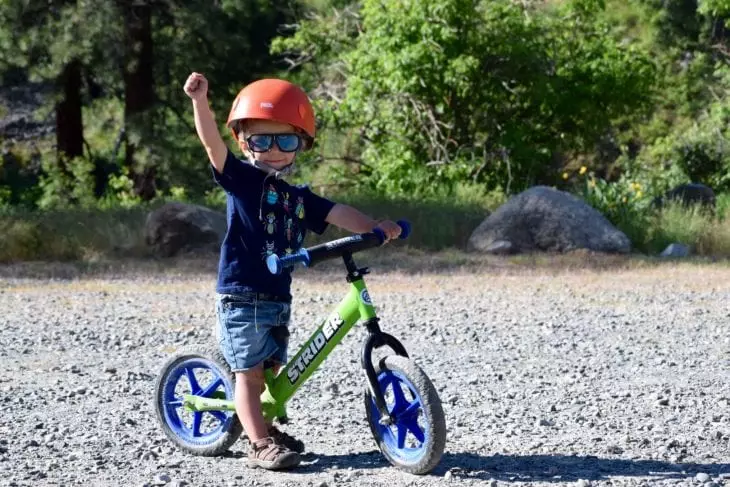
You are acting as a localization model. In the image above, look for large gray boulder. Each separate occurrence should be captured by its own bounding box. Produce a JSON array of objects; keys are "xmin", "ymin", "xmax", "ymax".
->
[
  {"xmin": 467, "ymin": 186, "xmax": 631, "ymax": 254},
  {"xmin": 145, "ymin": 202, "xmax": 226, "ymax": 257}
]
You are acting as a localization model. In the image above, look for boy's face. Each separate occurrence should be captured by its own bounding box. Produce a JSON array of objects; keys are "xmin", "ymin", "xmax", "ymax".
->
[{"xmin": 238, "ymin": 119, "xmax": 299, "ymax": 172}]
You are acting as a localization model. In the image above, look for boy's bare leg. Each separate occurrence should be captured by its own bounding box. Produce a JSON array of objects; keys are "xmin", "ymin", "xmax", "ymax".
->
[
  {"xmin": 235, "ymin": 368, "xmax": 268, "ymax": 441},
  {"xmin": 258, "ymin": 363, "xmax": 305, "ymax": 453}
]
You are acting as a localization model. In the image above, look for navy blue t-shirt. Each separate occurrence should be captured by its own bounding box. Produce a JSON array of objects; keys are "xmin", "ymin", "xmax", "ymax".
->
[{"xmin": 212, "ymin": 149, "xmax": 335, "ymax": 299}]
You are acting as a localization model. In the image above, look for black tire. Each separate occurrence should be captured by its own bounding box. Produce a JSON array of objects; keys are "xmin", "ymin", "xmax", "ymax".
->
[
  {"xmin": 153, "ymin": 346, "xmax": 243, "ymax": 456},
  {"xmin": 364, "ymin": 355, "xmax": 446, "ymax": 474}
]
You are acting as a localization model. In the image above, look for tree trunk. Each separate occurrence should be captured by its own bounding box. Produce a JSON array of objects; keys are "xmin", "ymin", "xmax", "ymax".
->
[
  {"xmin": 120, "ymin": 0, "xmax": 156, "ymax": 200},
  {"xmin": 56, "ymin": 59, "xmax": 83, "ymax": 166}
]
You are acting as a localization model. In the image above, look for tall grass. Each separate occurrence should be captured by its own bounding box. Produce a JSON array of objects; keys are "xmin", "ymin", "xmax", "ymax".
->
[
  {"xmin": 642, "ymin": 203, "xmax": 730, "ymax": 256},
  {"xmin": 2, "ymin": 195, "xmax": 730, "ymax": 263},
  {"xmin": 0, "ymin": 206, "xmax": 150, "ymax": 262}
]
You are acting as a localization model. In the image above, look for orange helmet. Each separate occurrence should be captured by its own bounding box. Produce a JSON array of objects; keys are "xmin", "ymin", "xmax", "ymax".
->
[{"xmin": 226, "ymin": 79, "xmax": 315, "ymax": 149}]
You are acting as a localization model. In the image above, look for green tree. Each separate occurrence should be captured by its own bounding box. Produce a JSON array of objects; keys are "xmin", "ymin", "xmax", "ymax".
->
[
  {"xmin": 277, "ymin": 0, "xmax": 656, "ymax": 195},
  {"xmin": 0, "ymin": 0, "xmax": 296, "ymax": 204}
]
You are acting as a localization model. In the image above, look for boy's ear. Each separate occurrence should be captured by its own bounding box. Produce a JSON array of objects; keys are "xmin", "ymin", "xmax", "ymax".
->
[{"xmin": 236, "ymin": 136, "xmax": 250, "ymax": 155}]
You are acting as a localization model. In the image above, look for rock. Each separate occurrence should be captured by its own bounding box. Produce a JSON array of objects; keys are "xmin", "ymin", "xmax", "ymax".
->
[
  {"xmin": 467, "ymin": 186, "xmax": 631, "ymax": 254},
  {"xmin": 653, "ymin": 183, "xmax": 716, "ymax": 210},
  {"xmin": 695, "ymin": 473, "xmax": 710, "ymax": 482},
  {"xmin": 483, "ymin": 239, "xmax": 515, "ymax": 255},
  {"xmin": 660, "ymin": 243, "xmax": 691, "ymax": 258},
  {"xmin": 153, "ymin": 473, "xmax": 171, "ymax": 485},
  {"xmin": 144, "ymin": 202, "xmax": 226, "ymax": 257}
]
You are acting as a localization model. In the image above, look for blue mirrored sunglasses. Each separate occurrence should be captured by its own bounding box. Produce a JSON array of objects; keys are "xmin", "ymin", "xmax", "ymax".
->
[{"xmin": 246, "ymin": 133, "xmax": 302, "ymax": 153}]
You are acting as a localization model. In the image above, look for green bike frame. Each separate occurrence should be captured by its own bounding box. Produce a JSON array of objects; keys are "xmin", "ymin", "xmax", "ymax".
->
[{"xmin": 183, "ymin": 278, "xmax": 376, "ymax": 421}]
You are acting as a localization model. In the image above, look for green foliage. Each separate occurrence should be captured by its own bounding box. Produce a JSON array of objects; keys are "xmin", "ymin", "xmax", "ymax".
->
[
  {"xmin": 698, "ymin": 0, "xmax": 730, "ymax": 17},
  {"xmin": 576, "ymin": 170, "xmax": 652, "ymax": 248},
  {"xmin": 284, "ymin": 0, "xmax": 656, "ymax": 197},
  {"xmin": 6, "ymin": 0, "xmax": 730, "ymax": 262}
]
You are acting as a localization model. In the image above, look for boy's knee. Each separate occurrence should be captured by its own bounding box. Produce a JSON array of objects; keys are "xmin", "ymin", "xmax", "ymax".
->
[{"xmin": 236, "ymin": 366, "xmax": 265, "ymax": 386}]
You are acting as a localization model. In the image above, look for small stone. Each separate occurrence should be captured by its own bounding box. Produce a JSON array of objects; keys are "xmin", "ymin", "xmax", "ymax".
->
[
  {"xmin": 170, "ymin": 481, "xmax": 188, "ymax": 487},
  {"xmin": 444, "ymin": 470, "xmax": 453, "ymax": 481},
  {"xmin": 576, "ymin": 480, "xmax": 591, "ymax": 487},
  {"xmin": 140, "ymin": 451, "xmax": 158, "ymax": 461},
  {"xmin": 657, "ymin": 398, "xmax": 670, "ymax": 406},
  {"xmin": 489, "ymin": 480, "xmax": 498, "ymax": 487},
  {"xmin": 486, "ymin": 240, "xmax": 515, "ymax": 255},
  {"xmin": 154, "ymin": 473, "xmax": 171, "ymax": 485},
  {"xmin": 660, "ymin": 243, "xmax": 690, "ymax": 258},
  {"xmin": 104, "ymin": 367, "xmax": 117, "ymax": 374},
  {"xmin": 695, "ymin": 473, "xmax": 710, "ymax": 482},
  {"xmin": 538, "ymin": 418, "xmax": 554, "ymax": 427},
  {"xmin": 607, "ymin": 445, "xmax": 623, "ymax": 454}
]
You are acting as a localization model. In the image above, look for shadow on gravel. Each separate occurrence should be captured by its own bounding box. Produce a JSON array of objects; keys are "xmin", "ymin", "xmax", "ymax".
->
[
  {"xmin": 432, "ymin": 452, "xmax": 730, "ymax": 483},
  {"xmin": 282, "ymin": 450, "xmax": 730, "ymax": 482}
]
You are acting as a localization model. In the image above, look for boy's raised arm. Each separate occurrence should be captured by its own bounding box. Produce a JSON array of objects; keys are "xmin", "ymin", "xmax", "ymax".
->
[{"xmin": 184, "ymin": 72, "xmax": 228, "ymax": 173}]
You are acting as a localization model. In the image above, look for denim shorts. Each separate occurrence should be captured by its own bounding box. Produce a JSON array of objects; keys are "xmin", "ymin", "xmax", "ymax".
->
[{"xmin": 215, "ymin": 293, "xmax": 291, "ymax": 372}]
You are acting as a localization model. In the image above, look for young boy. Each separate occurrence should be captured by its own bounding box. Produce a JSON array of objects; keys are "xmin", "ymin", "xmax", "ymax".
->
[{"xmin": 183, "ymin": 72, "xmax": 401, "ymax": 470}]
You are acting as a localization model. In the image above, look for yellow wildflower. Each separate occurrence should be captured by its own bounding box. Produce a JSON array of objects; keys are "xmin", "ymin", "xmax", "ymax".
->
[
  {"xmin": 636, "ymin": 190, "xmax": 642, "ymax": 198},
  {"xmin": 622, "ymin": 196, "xmax": 628, "ymax": 203},
  {"xmin": 579, "ymin": 166, "xmax": 587, "ymax": 175},
  {"xmin": 562, "ymin": 172, "xmax": 569, "ymax": 180}
]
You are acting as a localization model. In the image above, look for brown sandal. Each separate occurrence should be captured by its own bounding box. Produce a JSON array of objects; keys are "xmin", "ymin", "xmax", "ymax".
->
[
  {"xmin": 268, "ymin": 425, "xmax": 305, "ymax": 453},
  {"xmin": 247, "ymin": 437, "xmax": 300, "ymax": 470}
]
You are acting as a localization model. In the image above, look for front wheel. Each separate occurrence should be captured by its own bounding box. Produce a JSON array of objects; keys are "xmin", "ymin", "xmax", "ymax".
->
[
  {"xmin": 364, "ymin": 355, "xmax": 446, "ymax": 474},
  {"xmin": 153, "ymin": 346, "xmax": 243, "ymax": 456}
]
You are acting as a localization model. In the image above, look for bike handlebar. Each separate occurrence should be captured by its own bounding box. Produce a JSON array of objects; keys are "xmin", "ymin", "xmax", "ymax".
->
[{"xmin": 266, "ymin": 220, "xmax": 411, "ymax": 275}]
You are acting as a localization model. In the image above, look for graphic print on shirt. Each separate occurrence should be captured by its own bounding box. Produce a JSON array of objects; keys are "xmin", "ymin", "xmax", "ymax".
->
[
  {"xmin": 295, "ymin": 196, "xmax": 305, "ymax": 219},
  {"xmin": 263, "ymin": 212, "xmax": 277, "ymax": 234},
  {"xmin": 285, "ymin": 218, "xmax": 293, "ymax": 241},
  {"xmin": 266, "ymin": 185, "xmax": 278, "ymax": 205},
  {"xmin": 261, "ymin": 240, "xmax": 276, "ymax": 259},
  {"xmin": 259, "ymin": 184, "xmax": 308, "ymax": 262}
]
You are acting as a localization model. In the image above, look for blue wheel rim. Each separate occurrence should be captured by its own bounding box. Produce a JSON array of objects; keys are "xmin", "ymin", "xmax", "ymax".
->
[
  {"xmin": 161, "ymin": 357, "xmax": 235, "ymax": 446},
  {"xmin": 369, "ymin": 369, "xmax": 429, "ymax": 464}
]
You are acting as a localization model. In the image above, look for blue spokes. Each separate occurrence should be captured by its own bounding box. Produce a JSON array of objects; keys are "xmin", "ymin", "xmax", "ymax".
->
[
  {"xmin": 185, "ymin": 367, "xmax": 203, "ymax": 394},
  {"xmin": 200, "ymin": 377, "xmax": 224, "ymax": 398},
  {"xmin": 162, "ymin": 358, "xmax": 235, "ymax": 445},
  {"xmin": 371, "ymin": 370, "xmax": 429, "ymax": 463}
]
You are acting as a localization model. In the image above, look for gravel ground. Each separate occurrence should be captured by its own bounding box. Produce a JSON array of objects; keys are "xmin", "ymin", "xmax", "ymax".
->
[{"xmin": 1, "ymin": 255, "xmax": 729, "ymax": 487}]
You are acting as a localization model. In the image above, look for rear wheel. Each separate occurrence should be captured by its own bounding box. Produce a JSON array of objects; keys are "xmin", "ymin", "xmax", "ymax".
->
[
  {"xmin": 364, "ymin": 355, "xmax": 446, "ymax": 474},
  {"xmin": 154, "ymin": 347, "xmax": 243, "ymax": 456}
]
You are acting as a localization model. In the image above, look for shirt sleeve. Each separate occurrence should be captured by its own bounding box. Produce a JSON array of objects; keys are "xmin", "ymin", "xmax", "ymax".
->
[
  {"xmin": 300, "ymin": 185, "xmax": 336, "ymax": 235},
  {"xmin": 211, "ymin": 149, "xmax": 257, "ymax": 193}
]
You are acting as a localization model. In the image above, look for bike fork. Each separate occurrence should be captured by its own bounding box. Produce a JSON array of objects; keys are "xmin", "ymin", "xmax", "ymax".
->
[{"xmin": 361, "ymin": 317, "xmax": 409, "ymax": 425}]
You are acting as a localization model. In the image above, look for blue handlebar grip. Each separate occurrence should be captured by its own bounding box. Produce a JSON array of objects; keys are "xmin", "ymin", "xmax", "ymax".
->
[
  {"xmin": 396, "ymin": 220, "xmax": 411, "ymax": 239},
  {"xmin": 266, "ymin": 248, "xmax": 310, "ymax": 275},
  {"xmin": 372, "ymin": 228, "xmax": 386, "ymax": 245}
]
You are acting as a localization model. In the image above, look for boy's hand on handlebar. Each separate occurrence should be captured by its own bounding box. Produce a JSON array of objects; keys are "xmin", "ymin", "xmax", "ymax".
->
[
  {"xmin": 184, "ymin": 72, "xmax": 208, "ymax": 101},
  {"xmin": 375, "ymin": 220, "xmax": 402, "ymax": 241}
]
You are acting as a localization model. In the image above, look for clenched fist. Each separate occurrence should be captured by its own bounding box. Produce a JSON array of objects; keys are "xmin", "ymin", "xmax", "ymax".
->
[{"xmin": 184, "ymin": 72, "xmax": 208, "ymax": 101}]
